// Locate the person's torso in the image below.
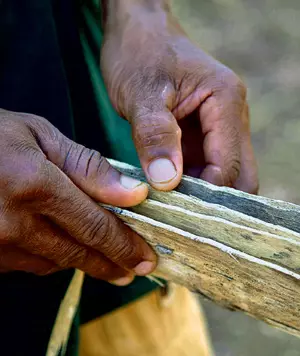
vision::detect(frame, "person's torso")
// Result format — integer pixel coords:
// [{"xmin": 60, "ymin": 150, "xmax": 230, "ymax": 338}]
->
[{"xmin": 0, "ymin": 2, "xmax": 156, "ymax": 355}]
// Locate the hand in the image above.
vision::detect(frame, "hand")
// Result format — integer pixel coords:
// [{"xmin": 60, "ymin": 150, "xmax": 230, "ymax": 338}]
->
[
  {"xmin": 101, "ymin": 0, "xmax": 258, "ymax": 193},
  {"xmin": 0, "ymin": 110, "xmax": 156, "ymax": 284}
]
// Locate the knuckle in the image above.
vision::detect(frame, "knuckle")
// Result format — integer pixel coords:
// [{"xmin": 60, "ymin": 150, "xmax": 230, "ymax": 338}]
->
[
  {"xmin": 227, "ymin": 158, "xmax": 241, "ymax": 186},
  {"xmin": 235, "ymin": 79, "xmax": 247, "ymax": 100},
  {"xmin": 101, "ymin": 229, "xmax": 140, "ymax": 267},
  {"xmin": 60, "ymin": 142, "xmax": 84, "ymax": 173},
  {"xmin": 9, "ymin": 159, "xmax": 51, "ymax": 203},
  {"xmin": 138, "ymin": 130, "xmax": 173, "ymax": 150},
  {"xmin": 104, "ymin": 226, "xmax": 137, "ymax": 262},
  {"xmin": 95, "ymin": 154, "xmax": 111, "ymax": 178},
  {"xmin": 0, "ymin": 154, "xmax": 47, "ymax": 201},
  {"xmin": 81, "ymin": 213, "xmax": 139, "ymax": 266},
  {"xmin": 82, "ymin": 213, "xmax": 113, "ymax": 248},
  {"xmin": 61, "ymin": 143, "xmax": 107, "ymax": 180},
  {"xmin": 25, "ymin": 114, "xmax": 58, "ymax": 142},
  {"xmin": 134, "ymin": 115, "xmax": 180, "ymax": 150},
  {"xmin": 129, "ymin": 67, "xmax": 170, "ymax": 97},
  {"xmin": 0, "ymin": 110, "xmax": 42, "ymax": 128},
  {"xmin": 112, "ymin": 242, "xmax": 138, "ymax": 267},
  {"xmin": 17, "ymin": 112, "xmax": 45, "ymax": 126},
  {"xmin": 59, "ymin": 245, "xmax": 89, "ymax": 268},
  {"xmin": 226, "ymin": 71, "xmax": 247, "ymax": 100}
]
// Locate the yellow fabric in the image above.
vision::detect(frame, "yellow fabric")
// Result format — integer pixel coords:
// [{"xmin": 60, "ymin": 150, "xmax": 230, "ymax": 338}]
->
[{"xmin": 79, "ymin": 284, "xmax": 213, "ymax": 356}]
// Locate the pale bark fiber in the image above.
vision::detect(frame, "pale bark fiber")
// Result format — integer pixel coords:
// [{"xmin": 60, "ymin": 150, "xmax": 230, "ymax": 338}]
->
[{"xmin": 106, "ymin": 159, "xmax": 300, "ymax": 337}]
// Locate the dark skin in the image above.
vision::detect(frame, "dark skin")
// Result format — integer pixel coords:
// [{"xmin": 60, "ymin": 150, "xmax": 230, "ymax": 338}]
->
[
  {"xmin": 101, "ymin": 0, "xmax": 258, "ymax": 192},
  {"xmin": 0, "ymin": 111, "xmax": 155, "ymax": 285},
  {"xmin": 0, "ymin": 0, "xmax": 258, "ymax": 285}
]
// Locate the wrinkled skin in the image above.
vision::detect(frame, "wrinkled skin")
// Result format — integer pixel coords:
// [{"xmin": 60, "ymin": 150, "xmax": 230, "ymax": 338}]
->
[
  {"xmin": 0, "ymin": 110, "xmax": 156, "ymax": 285},
  {"xmin": 101, "ymin": 0, "xmax": 258, "ymax": 193},
  {"xmin": 0, "ymin": 0, "xmax": 258, "ymax": 283}
]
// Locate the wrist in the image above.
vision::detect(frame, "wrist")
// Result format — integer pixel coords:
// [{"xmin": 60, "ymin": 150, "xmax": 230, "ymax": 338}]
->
[{"xmin": 101, "ymin": 0, "xmax": 172, "ymax": 31}]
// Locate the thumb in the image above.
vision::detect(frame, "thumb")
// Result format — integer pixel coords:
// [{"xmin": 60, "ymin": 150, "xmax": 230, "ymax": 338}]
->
[
  {"xmin": 131, "ymin": 104, "xmax": 183, "ymax": 191},
  {"xmin": 30, "ymin": 119, "xmax": 148, "ymax": 207}
]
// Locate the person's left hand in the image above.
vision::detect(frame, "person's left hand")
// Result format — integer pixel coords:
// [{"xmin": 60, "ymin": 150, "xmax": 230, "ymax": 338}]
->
[{"xmin": 101, "ymin": 1, "xmax": 258, "ymax": 194}]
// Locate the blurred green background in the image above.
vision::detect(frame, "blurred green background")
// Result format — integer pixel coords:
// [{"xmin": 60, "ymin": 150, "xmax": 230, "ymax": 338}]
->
[{"xmin": 172, "ymin": 0, "xmax": 300, "ymax": 355}]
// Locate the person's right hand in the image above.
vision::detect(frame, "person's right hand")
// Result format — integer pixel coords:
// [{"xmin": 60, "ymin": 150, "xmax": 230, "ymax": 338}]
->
[{"xmin": 0, "ymin": 109, "xmax": 157, "ymax": 285}]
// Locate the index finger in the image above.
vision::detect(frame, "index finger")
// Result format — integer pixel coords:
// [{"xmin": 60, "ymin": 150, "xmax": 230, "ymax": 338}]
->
[{"xmin": 40, "ymin": 162, "xmax": 157, "ymax": 276}]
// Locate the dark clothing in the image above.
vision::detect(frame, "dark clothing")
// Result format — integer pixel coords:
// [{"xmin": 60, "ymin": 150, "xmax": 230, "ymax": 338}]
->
[{"xmin": 0, "ymin": 1, "xmax": 157, "ymax": 355}]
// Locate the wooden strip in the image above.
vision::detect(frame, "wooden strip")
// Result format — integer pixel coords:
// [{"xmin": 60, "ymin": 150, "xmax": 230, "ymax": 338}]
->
[
  {"xmin": 46, "ymin": 270, "xmax": 85, "ymax": 356},
  {"xmin": 109, "ymin": 159, "xmax": 300, "ymax": 233},
  {"xmin": 104, "ymin": 206, "xmax": 300, "ymax": 337},
  {"xmin": 105, "ymin": 159, "xmax": 300, "ymax": 337},
  {"xmin": 130, "ymin": 200, "xmax": 300, "ymax": 272},
  {"xmin": 147, "ymin": 189, "xmax": 300, "ymax": 242}
]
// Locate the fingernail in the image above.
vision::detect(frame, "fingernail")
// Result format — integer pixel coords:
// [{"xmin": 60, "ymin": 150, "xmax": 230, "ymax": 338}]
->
[
  {"xmin": 208, "ymin": 166, "xmax": 224, "ymax": 186},
  {"xmin": 120, "ymin": 175, "xmax": 143, "ymax": 190},
  {"xmin": 110, "ymin": 275, "xmax": 134, "ymax": 286},
  {"xmin": 148, "ymin": 158, "xmax": 177, "ymax": 184},
  {"xmin": 201, "ymin": 166, "xmax": 224, "ymax": 186},
  {"xmin": 134, "ymin": 261, "xmax": 156, "ymax": 276},
  {"xmin": 213, "ymin": 167, "xmax": 225, "ymax": 186}
]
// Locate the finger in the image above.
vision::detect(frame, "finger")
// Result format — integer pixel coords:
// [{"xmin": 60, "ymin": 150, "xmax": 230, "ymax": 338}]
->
[
  {"xmin": 35, "ymin": 164, "xmax": 157, "ymax": 276},
  {"xmin": 18, "ymin": 214, "xmax": 134, "ymax": 283},
  {"xmin": 0, "ymin": 245, "xmax": 59, "ymax": 275},
  {"xmin": 233, "ymin": 104, "xmax": 259, "ymax": 194},
  {"xmin": 25, "ymin": 118, "xmax": 157, "ymax": 276},
  {"xmin": 199, "ymin": 91, "xmax": 244, "ymax": 187},
  {"xmin": 28, "ymin": 118, "xmax": 148, "ymax": 207},
  {"xmin": 130, "ymin": 101, "xmax": 183, "ymax": 191}
]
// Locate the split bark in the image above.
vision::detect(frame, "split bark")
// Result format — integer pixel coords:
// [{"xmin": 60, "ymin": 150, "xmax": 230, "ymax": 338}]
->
[{"xmin": 105, "ymin": 159, "xmax": 300, "ymax": 337}]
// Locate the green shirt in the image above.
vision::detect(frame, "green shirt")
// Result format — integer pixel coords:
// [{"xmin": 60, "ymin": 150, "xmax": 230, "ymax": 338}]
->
[{"xmin": 0, "ymin": 1, "xmax": 157, "ymax": 355}]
